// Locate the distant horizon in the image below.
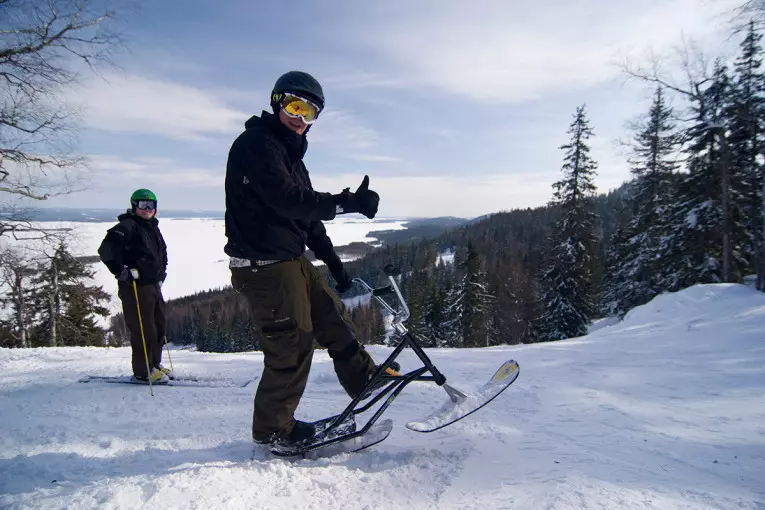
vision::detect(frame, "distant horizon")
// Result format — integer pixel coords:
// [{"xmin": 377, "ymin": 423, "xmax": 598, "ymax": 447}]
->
[{"xmin": 22, "ymin": 206, "xmax": 476, "ymax": 221}]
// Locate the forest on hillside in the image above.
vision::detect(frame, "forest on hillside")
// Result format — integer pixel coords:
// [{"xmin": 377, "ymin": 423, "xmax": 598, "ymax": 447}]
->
[
  {"xmin": 131, "ymin": 21, "xmax": 764, "ymax": 352},
  {"xmin": 2, "ymin": 13, "xmax": 763, "ymax": 352}
]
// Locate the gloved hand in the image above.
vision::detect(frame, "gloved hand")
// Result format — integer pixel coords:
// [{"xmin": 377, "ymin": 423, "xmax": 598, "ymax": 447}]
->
[
  {"xmin": 117, "ymin": 266, "xmax": 139, "ymax": 282},
  {"xmin": 332, "ymin": 267, "xmax": 353, "ymax": 294},
  {"xmin": 333, "ymin": 175, "xmax": 379, "ymax": 219}
]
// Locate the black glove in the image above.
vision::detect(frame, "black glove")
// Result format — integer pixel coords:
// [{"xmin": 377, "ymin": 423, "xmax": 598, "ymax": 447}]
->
[
  {"xmin": 117, "ymin": 266, "xmax": 139, "ymax": 282},
  {"xmin": 332, "ymin": 267, "xmax": 353, "ymax": 294},
  {"xmin": 333, "ymin": 175, "xmax": 379, "ymax": 219}
]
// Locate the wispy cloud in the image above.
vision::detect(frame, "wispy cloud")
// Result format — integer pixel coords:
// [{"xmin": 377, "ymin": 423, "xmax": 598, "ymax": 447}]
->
[
  {"xmin": 309, "ymin": 108, "xmax": 402, "ymax": 162},
  {"xmin": 70, "ymin": 74, "xmax": 247, "ymax": 141},
  {"xmin": 352, "ymin": 0, "xmax": 741, "ymax": 103},
  {"xmin": 88, "ymin": 155, "xmax": 222, "ymax": 188},
  {"xmin": 321, "ymin": 71, "xmax": 408, "ymax": 90}
]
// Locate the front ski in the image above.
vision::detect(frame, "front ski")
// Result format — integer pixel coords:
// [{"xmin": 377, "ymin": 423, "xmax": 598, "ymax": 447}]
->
[
  {"xmin": 406, "ymin": 359, "xmax": 519, "ymax": 432},
  {"xmin": 78, "ymin": 374, "xmax": 257, "ymax": 388},
  {"xmin": 269, "ymin": 413, "xmax": 393, "ymax": 458}
]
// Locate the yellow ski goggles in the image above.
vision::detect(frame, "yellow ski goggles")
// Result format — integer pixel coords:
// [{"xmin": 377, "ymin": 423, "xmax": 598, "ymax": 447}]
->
[{"xmin": 281, "ymin": 93, "xmax": 321, "ymax": 124}]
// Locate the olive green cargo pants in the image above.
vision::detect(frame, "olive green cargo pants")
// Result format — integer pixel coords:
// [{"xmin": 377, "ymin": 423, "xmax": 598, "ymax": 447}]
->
[
  {"xmin": 118, "ymin": 282, "xmax": 166, "ymax": 378},
  {"xmin": 231, "ymin": 256, "xmax": 376, "ymax": 442}
]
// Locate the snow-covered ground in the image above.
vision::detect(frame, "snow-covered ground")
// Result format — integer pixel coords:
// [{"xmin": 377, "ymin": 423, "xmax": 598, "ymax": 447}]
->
[
  {"xmin": 436, "ymin": 248, "xmax": 455, "ymax": 266},
  {"xmin": 0, "ymin": 216, "xmax": 407, "ymax": 319},
  {"xmin": 1, "ymin": 283, "xmax": 764, "ymax": 509}
]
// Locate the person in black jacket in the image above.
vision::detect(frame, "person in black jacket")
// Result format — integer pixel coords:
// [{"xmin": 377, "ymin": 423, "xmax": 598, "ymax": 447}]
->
[
  {"xmin": 225, "ymin": 70, "xmax": 396, "ymax": 447},
  {"xmin": 98, "ymin": 189, "xmax": 172, "ymax": 384}
]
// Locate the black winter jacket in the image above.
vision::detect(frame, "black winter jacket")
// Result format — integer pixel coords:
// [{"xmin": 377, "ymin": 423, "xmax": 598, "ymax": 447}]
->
[
  {"xmin": 224, "ymin": 111, "xmax": 343, "ymax": 273},
  {"xmin": 98, "ymin": 212, "xmax": 168, "ymax": 285}
]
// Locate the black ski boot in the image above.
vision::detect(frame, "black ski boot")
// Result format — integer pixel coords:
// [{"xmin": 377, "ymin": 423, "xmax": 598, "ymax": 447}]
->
[
  {"xmin": 273, "ymin": 420, "xmax": 317, "ymax": 448},
  {"xmin": 255, "ymin": 420, "xmax": 316, "ymax": 446}
]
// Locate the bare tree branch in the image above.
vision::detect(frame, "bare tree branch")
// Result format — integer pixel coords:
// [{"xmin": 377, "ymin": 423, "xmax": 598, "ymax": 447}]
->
[
  {"xmin": 728, "ymin": 0, "xmax": 765, "ymax": 31},
  {"xmin": 0, "ymin": 0, "xmax": 126, "ymax": 239}
]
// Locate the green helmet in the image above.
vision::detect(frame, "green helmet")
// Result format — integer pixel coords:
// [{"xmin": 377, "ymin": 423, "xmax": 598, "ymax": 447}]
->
[
  {"xmin": 130, "ymin": 188, "xmax": 157, "ymax": 210},
  {"xmin": 130, "ymin": 189, "xmax": 157, "ymax": 202}
]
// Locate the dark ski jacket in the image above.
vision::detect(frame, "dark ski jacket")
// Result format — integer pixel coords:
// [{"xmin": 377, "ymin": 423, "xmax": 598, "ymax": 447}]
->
[
  {"xmin": 98, "ymin": 211, "xmax": 168, "ymax": 285},
  {"xmin": 224, "ymin": 111, "xmax": 343, "ymax": 272}
]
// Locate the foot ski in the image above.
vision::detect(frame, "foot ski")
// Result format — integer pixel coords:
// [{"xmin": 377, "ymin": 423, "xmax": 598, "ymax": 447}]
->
[
  {"xmin": 270, "ymin": 413, "xmax": 393, "ymax": 458},
  {"xmin": 78, "ymin": 375, "xmax": 257, "ymax": 388},
  {"xmin": 406, "ymin": 359, "xmax": 519, "ymax": 432}
]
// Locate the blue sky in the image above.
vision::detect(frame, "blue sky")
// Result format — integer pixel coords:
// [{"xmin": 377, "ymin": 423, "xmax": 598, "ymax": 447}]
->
[{"xmin": 49, "ymin": 0, "xmax": 742, "ymax": 218}]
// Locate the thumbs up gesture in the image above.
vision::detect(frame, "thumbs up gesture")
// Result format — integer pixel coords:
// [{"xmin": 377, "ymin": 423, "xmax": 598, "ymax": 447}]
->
[
  {"xmin": 354, "ymin": 175, "xmax": 379, "ymax": 219},
  {"xmin": 333, "ymin": 175, "xmax": 380, "ymax": 219}
]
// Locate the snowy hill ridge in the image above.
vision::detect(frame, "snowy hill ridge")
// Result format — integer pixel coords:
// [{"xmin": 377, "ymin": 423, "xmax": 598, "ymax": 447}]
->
[{"xmin": 1, "ymin": 283, "xmax": 764, "ymax": 509}]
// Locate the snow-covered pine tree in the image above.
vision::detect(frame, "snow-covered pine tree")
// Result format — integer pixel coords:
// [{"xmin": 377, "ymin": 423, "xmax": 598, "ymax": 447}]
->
[
  {"xmin": 450, "ymin": 240, "xmax": 494, "ymax": 347},
  {"xmin": 727, "ymin": 21, "xmax": 765, "ymax": 288},
  {"xmin": 604, "ymin": 87, "xmax": 680, "ymax": 315},
  {"xmin": 500, "ymin": 260, "xmax": 539, "ymax": 344},
  {"xmin": 29, "ymin": 243, "xmax": 110, "ymax": 347},
  {"xmin": 537, "ymin": 104, "xmax": 599, "ymax": 341},
  {"xmin": 421, "ymin": 268, "xmax": 453, "ymax": 347},
  {"xmin": 662, "ymin": 61, "xmax": 750, "ymax": 289}
]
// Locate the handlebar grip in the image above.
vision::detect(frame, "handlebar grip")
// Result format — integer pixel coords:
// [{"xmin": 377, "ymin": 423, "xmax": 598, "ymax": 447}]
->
[
  {"xmin": 383, "ymin": 264, "xmax": 401, "ymax": 276},
  {"xmin": 372, "ymin": 285, "xmax": 394, "ymax": 296}
]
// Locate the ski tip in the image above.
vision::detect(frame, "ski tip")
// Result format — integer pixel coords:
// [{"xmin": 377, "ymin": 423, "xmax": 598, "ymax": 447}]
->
[{"xmin": 490, "ymin": 360, "xmax": 520, "ymax": 384}]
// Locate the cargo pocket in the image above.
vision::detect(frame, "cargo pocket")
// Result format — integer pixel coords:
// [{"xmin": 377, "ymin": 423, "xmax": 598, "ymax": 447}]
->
[
  {"xmin": 260, "ymin": 317, "xmax": 299, "ymax": 370},
  {"xmin": 230, "ymin": 267, "xmax": 252, "ymax": 293}
]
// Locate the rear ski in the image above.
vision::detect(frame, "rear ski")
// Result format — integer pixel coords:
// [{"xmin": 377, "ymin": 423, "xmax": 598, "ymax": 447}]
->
[{"xmin": 270, "ymin": 413, "xmax": 393, "ymax": 458}]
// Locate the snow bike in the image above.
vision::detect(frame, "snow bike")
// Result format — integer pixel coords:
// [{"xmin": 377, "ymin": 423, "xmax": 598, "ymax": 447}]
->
[{"xmin": 270, "ymin": 264, "xmax": 520, "ymax": 458}]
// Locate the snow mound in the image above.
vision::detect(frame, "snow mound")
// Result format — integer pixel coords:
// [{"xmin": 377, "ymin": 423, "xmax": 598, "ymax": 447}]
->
[
  {"xmin": 620, "ymin": 283, "xmax": 763, "ymax": 328},
  {"xmin": 1, "ymin": 283, "xmax": 764, "ymax": 509}
]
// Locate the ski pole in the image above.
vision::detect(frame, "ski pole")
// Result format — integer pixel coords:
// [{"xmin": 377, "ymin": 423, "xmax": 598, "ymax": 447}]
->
[
  {"xmin": 132, "ymin": 279, "xmax": 153, "ymax": 397},
  {"xmin": 163, "ymin": 336, "xmax": 174, "ymax": 372}
]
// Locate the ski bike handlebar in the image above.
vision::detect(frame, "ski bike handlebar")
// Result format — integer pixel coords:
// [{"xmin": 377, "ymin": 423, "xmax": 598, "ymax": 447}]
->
[{"xmin": 351, "ymin": 264, "xmax": 410, "ymax": 333}]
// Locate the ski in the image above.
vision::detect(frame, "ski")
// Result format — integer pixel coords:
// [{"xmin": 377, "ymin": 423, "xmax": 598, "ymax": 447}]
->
[
  {"xmin": 269, "ymin": 414, "xmax": 393, "ymax": 459},
  {"xmin": 405, "ymin": 359, "xmax": 519, "ymax": 433},
  {"xmin": 77, "ymin": 374, "xmax": 257, "ymax": 388}
]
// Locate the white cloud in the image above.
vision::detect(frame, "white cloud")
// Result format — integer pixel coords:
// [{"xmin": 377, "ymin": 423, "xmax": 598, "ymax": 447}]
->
[
  {"xmin": 309, "ymin": 108, "xmax": 402, "ymax": 162},
  {"xmin": 71, "ymin": 74, "xmax": 247, "ymax": 141},
  {"xmin": 88, "ymin": 155, "xmax": 222, "ymax": 189},
  {"xmin": 354, "ymin": 0, "xmax": 742, "ymax": 103},
  {"xmin": 321, "ymin": 71, "xmax": 409, "ymax": 90}
]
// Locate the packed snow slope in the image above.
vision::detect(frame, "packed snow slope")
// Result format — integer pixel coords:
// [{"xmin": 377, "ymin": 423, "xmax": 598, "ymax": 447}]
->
[{"xmin": 1, "ymin": 283, "xmax": 764, "ymax": 509}]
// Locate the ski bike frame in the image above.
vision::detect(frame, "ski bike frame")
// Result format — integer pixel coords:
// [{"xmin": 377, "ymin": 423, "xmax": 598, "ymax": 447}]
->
[{"xmin": 322, "ymin": 264, "xmax": 467, "ymax": 442}]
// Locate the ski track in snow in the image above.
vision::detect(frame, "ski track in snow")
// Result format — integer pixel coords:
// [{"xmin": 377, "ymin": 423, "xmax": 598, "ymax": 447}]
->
[{"xmin": 1, "ymin": 283, "xmax": 765, "ymax": 509}]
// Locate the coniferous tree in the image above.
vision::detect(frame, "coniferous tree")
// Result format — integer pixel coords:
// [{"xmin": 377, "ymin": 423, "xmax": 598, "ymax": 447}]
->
[
  {"xmin": 448, "ymin": 240, "xmax": 494, "ymax": 347},
  {"xmin": 351, "ymin": 301, "xmax": 387, "ymax": 345},
  {"xmin": 28, "ymin": 243, "xmax": 109, "ymax": 347},
  {"xmin": 604, "ymin": 87, "xmax": 680, "ymax": 315},
  {"xmin": 537, "ymin": 104, "xmax": 599, "ymax": 341},
  {"xmin": 491, "ymin": 257, "xmax": 538, "ymax": 345},
  {"xmin": 728, "ymin": 21, "xmax": 765, "ymax": 288},
  {"xmin": 420, "ymin": 280, "xmax": 450, "ymax": 347},
  {"xmin": 662, "ymin": 61, "xmax": 750, "ymax": 288}
]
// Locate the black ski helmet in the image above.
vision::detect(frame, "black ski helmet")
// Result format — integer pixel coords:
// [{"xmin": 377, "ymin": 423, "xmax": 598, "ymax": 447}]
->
[{"xmin": 270, "ymin": 71, "xmax": 325, "ymax": 114}]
